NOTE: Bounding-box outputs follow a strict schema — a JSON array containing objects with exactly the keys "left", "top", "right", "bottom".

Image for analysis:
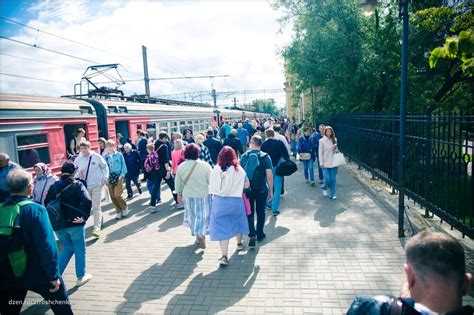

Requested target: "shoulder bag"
[{"left": 332, "top": 150, "right": 347, "bottom": 167}]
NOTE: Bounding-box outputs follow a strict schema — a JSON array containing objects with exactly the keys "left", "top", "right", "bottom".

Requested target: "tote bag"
[{"left": 332, "top": 151, "right": 347, "bottom": 167}]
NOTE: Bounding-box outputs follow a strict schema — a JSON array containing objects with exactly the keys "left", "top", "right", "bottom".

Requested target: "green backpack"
[{"left": 0, "top": 200, "right": 33, "bottom": 278}]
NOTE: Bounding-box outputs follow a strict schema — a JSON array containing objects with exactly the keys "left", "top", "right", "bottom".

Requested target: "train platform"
[{"left": 21, "top": 161, "right": 474, "bottom": 315}]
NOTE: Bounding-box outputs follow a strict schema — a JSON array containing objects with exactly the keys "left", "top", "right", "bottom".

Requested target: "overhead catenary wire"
[
  {"left": 1, "top": 36, "right": 99, "bottom": 64},
  {"left": 0, "top": 52, "right": 85, "bottom": 71},
  {"left": 0, "top": 72, "right": 74, "bottom": 85}
]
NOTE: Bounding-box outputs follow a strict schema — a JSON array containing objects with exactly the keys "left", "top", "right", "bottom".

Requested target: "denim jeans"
[
  {"left": 316, "top": 157, "right": 324, "bottom": 181},
  {"left": 322, "top": 167, "right": 338, "bottom": 198},
  {"left": 290, "top": 139, "right": 297, "bottom": 157},
  {"left": 247, "top": 190, "right": 268, "bottom": 238},
  {"left": 150, "top": 172, "right": 177, "bottom": 207},
  {"left": 125, "top": 175, "right": 141, "bottom": 197},
  {"left": 56, "top": 225, "right": 86, "bottom": 279},
  {"left": 302, "top": 159, "right": 315, "bottom": 181},
  {"left": 0, "top": 278, "right": 72, "bottom": 315},
  {"left": 266, "top": 167, "right": 282, "bottom": 212}
]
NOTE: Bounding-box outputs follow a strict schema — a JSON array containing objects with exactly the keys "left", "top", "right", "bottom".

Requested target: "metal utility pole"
[
  {"left": 233, "top": 97, "right": 237, "bottom": 108},
  {"left": 211, "top": 89, "right": 217, "bottom": 108},
  {"left": 398, "top": 0, "right": 409, "bottom": 237},
  {"left": 142, "top": 45, "right": 150, "bottom": 99}
]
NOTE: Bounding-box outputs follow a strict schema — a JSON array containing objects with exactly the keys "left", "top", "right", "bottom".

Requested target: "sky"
[{"left": 0, "top": 0, "right": 291, "bottom": 108}]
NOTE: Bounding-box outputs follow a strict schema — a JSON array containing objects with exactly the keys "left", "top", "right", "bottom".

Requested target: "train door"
[
  {"left": 64, "top": 124, "right": 87, "bottom": 157},
  {"left": 115, "top": 121, "right": 129, "bottom": 145}
]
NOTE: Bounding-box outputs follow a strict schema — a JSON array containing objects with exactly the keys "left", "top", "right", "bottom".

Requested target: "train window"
[
  {"left": 17, "top": 134, "right": 48, "bottom": 147},
  {"left": 159, "top": 123, "right": 168, "bottom": 133},
  {"left": 16, "top": 134, "right": 51, "bottom": 169},
  {"left": 171, "top": 122, "right": 178, "bottom": 133},
  {"left": 179, "top": 121, "right": 186, "bottom": 133},
  {"left": 108, "top": 106, "right": 118, "bottom": 113},
  {"left": 79, "top": 106, "right": 93, "bottom": 114},
  {"left": 187, "top": 121, "right": 193, "bottom": 130},
  {"left": 147, "top": 123, "right": 156, "bottom": 138},
  {"left": 118, "top": 106, "right": 128, "bottom": 113}
]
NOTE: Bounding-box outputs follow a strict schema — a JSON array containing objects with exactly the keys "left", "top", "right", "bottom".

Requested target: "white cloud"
[{"left": 1, "top": 0, "right": 291, "bottom": 107}]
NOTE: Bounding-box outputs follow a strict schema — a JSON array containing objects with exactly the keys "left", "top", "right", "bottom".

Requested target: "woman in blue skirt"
[{"left": 209, "top": 146, "right": 250, "bottom": 266}]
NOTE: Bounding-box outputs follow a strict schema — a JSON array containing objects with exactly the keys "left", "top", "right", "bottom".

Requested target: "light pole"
[{"left": 360, "top": 0, "right": 409, "bottom": 237}]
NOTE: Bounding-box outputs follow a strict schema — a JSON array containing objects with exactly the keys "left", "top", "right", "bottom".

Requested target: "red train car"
[{"left": 0, "top": 94, "right": 265, "bottom": 173}]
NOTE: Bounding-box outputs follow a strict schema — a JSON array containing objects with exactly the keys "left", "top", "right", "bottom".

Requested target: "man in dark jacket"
[
  {"left": 203, "top": 130, "right": 223, "bottom": 164},
  {"left": 223, "top": 129, "right": 244, "bottom": 157},
  {"left": 122, "top": 143, "right": 142, "bottom": 198},
  {"left": 0, "top": 168, "right": 73, "bottom": 315},
  {"left": 261, "top": 129, "right": 289, "bottom": 216},
  {"left": 137, "top": 132, "right": 148, "bottom": 181}
]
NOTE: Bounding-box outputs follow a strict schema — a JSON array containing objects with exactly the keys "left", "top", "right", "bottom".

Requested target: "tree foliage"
[
  {"left": 251, "top": 98, "right": 279, "bottom": 116},
  {"left": 276, "top": 0, "right": 474, "bottom": 117}
]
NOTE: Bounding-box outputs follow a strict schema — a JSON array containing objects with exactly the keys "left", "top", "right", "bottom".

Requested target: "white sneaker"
[
  {"left": 76, "top": 274, "right": 92, "bottom": 287},
  {"left": 322, "top": 190, "right": 328, "bottom": 197},
  {"left": 331, "top": 196, "right": 337, "bottom": 200},
  {"left": 147, "top": 206, "right": 158, "bottom": 213},
  {"left": 236, "top": 243, "right": 244, "bottom": 251},
  {"left": 122, "top": 207, "right": 129, "bottom": 217},
  {"left": 115, "top": 212, "right": 122, "bottom": 220}
]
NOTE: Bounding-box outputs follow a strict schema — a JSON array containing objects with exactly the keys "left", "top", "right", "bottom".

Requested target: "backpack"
[
  {"left": 241, "top": 151, "right": 268, "bottom": 192},
  {"left": 45, "top": 182, "right": 74, "bottom": 231},
  {"left": 0, "top": 199, "right": 34, "bottom": 278},
  {"left": 144, "top": 145, "right": 163, "bottom": 173}
]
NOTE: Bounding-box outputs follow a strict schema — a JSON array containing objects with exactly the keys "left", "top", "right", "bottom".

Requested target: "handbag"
[
  {"left": 242, "top": 192, "right": 251, "bottom": 215},
  {"left": 108, "top": 173, "right": 120, "bottom": 186},
  {"left": 276, "top": 158, "right": 297, "bottom": 176},
  {"left": 332, "top": 150, "right": 347, "bottom": 167},
  {"left": 299, "top": 153, "right": 311, "bottom": 161}
]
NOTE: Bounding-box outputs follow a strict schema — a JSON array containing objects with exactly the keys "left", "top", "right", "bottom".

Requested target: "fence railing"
[{"left": 331, "top": 110, "right": 474, "bottom": 238}]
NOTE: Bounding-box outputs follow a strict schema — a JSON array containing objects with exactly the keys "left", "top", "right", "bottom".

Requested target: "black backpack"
[{"left": 249, "top": 154, "right": 268, "bottom": 192}]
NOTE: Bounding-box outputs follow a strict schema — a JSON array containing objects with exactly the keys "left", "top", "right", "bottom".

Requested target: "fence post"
[{"left": 424, "top": 107, "right": 432, "bottom": 217}]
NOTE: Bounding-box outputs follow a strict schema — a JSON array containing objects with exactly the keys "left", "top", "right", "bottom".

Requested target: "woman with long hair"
[
  {"left": 209, "top": 146, "right": 250, "bottom": 266},
  {"left": 32, "top": 162, "right": 57, "bottom": 205},
  {"left": 175, "top": 143, "right": 212, "bottom": 249},
  {"left": 318, "top": 126, "right": 338, "bottom": 199}
]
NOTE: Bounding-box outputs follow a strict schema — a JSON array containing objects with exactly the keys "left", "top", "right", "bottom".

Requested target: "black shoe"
[
  {"left": 138, "top": 188, "right": 143, "bottom": 194},
  {"left": 273, "top": 211, "right": 280, "bottom": 216},
  {"left": 127, "top": 195, "right": 133, "bottom": 199},
  {"left": 257, "top": 234, "right": 266, "bottom": 242},
  {"left": 248, "top": 237, "right": 256, "bottom": 247}
]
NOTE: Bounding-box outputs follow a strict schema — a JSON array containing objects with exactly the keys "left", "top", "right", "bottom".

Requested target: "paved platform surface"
[{"left": 22, "top": 161, "right": 473, "bottom": 314}]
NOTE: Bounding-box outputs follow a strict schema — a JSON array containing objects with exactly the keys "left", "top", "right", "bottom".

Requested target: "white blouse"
[{"left": 209, "top": 165, "right": 246, "bottom": 198}]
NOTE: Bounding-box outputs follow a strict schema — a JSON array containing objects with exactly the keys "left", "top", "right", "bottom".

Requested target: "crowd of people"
[{"left": 0, "top": 116, "right": 471, "bottom": 314}]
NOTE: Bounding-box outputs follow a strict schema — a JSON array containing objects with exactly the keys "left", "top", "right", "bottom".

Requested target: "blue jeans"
[
  {"left": 316, "top": 157, "right": 324, "bottom": 181},
  {"left": 322, "top": 167, "right": 338, "bottom": 198},
  {"left": 56, "top": 225, "right": 86, "bottom": 279},
  {"left": 290, "top": 139, "right": 297, "bottom": 157},
  {"left": 266, "top": 167, "right": 283, "bottom": 212},
  {"left": 302, "top": 159, "right": 315, "bottom": 181},
  {"left": 147, "top": 179, "right": 160, "bottom": 201}
]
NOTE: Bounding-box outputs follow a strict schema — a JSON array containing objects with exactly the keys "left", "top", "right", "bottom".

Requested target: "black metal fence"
[{"left": 331, "top": 110, "right": 474, "bottom": 238}]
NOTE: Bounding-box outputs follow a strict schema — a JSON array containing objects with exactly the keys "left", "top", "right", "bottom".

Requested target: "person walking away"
[
  {"left": 104, "top": 140, "right": 128, "bottom": 219},
  {"left": 137, "top": 131, "right": 148, "bottom": 182},
  {"left": 75, "top": 141, "right": 109, "bottom": 238},
  {"left": 195, "top": 134, "right": 214, "bottom": 167},
  {"left": 240, "top": 135, "right": 273, "bottom": 247},
  {"left": 44, "top": 161, "right": 92, "bottom": 288},
  {"left": 273, "top": 125, "right": 291, "bottom": 153},
  {"left": 312, "top": 124, "right": 326, "bottom": 184},
  {"left": 243, "top": 119, "right": 254, "bottom": 138},
  {"left": 68, "top": 128, "right": 86, "bottom": 158},
  {"left": 236, "top": 123, "right": 249, "bottom": 152},
  {"left": 0, "top": 153, "right": 19, "bottom": 202},
  {"left": 0, "top": 169, "right": 73, "bottom": 314},
  {"left": 175, "top": 144, "right": 212, "bottom": 249},
  {"left": 223, "top": 129, "right": 244, "bottom": 157},
  {"left": 209, "top": 146, "right": 250, "bottom": 266},
  {"left": 32, "top": 163, "right": 57, "bottom": 205},
  {"left": 286, "top": 118, "right": 298, "bottom": 158},
  {"left": 347, "top": 231, "right": 473, "bottom": 314},
  {"left": 298, "top": 127, "right": 316, "bottom": 185},
  {"left": 221, "top": 121, "right": 232, "bottom": 141},
  {"left": 147, "top": 132, "right": 178, "bottom": 213},
  {"left": 171, "top": 139, "right": 185, "bottom": 176},
  {"left": 203, "top": 130, "right": 223, "bottom": 165},
  {"left": 144, "top": 143, "right": 160, "bottom": 204},
  {"left": 123, "top": 143, "right": 142, "bottom": 199},
  {"left": 261, "top": 129, "right": 289, "bottom": 216},
  {"left": 319, "top": 126, "right": 338, "bottom": 199}
]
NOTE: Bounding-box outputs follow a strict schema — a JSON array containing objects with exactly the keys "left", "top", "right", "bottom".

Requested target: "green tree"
[{"left": 251, "top": 98, "right": 279, "bottom": 116}]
